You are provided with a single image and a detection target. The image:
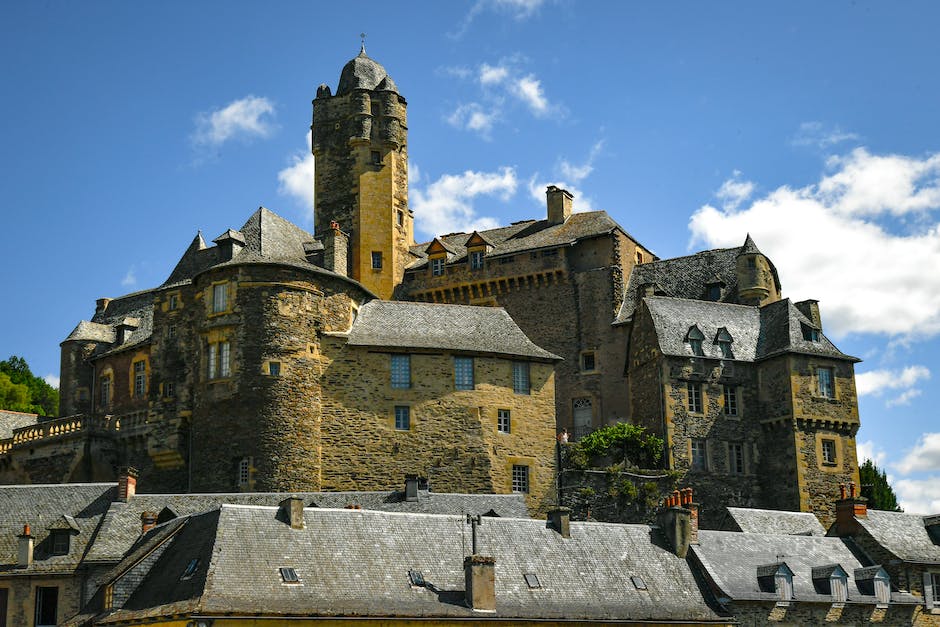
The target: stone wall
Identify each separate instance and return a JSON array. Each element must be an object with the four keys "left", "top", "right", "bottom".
[
  {"left": 728, "top": 599, "right": 921, "bottom": 626},
  {"left": 3, "top": 574, "right": 83, "bottom": 627}
]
